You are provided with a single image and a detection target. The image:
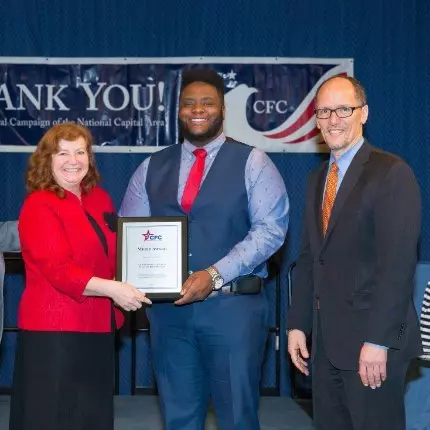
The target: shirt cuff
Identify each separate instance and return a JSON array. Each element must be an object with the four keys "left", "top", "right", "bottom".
[
  {"left": 212, "top": 259, "right": 237, "bottom": 285},
  {"left": 365, "top": 342, "right": 388, "bottom": 350}
]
